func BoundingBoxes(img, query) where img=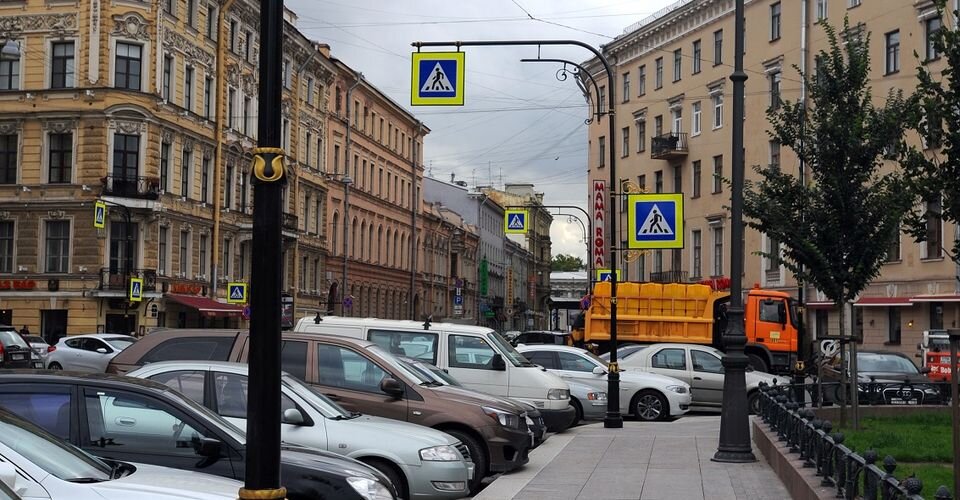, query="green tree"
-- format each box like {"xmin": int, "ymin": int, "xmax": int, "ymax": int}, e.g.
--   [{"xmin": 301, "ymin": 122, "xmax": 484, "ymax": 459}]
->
[
  {"xmin": 902, "ymin": 0, "xmax": 960, "ymax": 267},
  {"xmin": 551, "ymin": 254, "xmax": 584, "ymax": 272},
  {"xmin": 742, "ymin": 19, "xmax": 913, "ymax": 427}
]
